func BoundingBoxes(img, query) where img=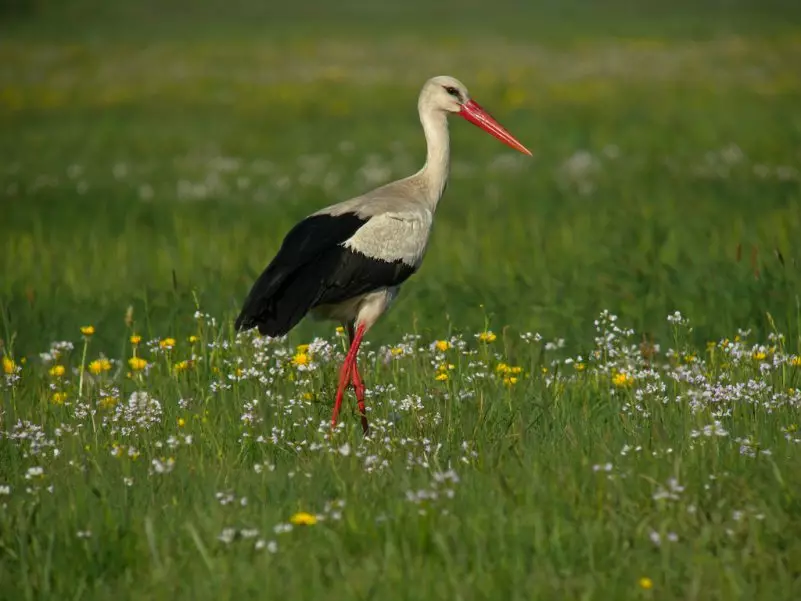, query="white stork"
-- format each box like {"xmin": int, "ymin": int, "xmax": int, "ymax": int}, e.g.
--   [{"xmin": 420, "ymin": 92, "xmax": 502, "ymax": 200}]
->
[{"xmin": 235, "ymin": 75, "xmax": 531, "ymax": 434}]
